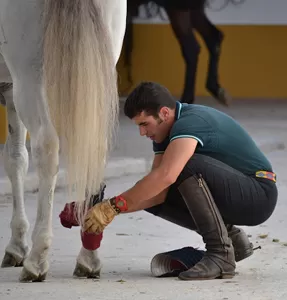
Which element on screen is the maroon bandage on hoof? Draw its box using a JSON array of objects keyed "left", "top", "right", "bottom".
[
  {"left": 59, "top": 184, "right": 107, "bottom": 229},
  {"left": 59, "top": 202, "right": 79, "bottom": 228},
  {"left": 81, "top": 231, "right": 103, "bottom": 250}
]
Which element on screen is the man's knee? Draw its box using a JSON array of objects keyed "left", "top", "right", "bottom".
[
  {"left": 176, "top": 153, "right": 206, "bottom": 186},
  {"left": 145, "top": 185, "right": 187, "bottom": 216}
]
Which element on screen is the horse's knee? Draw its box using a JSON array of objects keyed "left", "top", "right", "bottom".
[
  {"left": 4, "top": 145, "right": 29, "bottom": 179},
  {"left": 3, "top": 114, "right": 29, "bottom": 179},
  {"left": 10, "top": 214, "right": 30, "bottom": 238},
  {"left": 31, "top": 126, "right": 59, "bottom": 173},
  {"left": 205, "top": 27, "right": 224, "bottom": 55},
  {"left": 180, "top": 35, "right": 201, "bottom": 64}
]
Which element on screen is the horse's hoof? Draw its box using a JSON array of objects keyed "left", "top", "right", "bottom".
[
  {"left": 73, "top": 263, "right": 100, "bottom": 279},
  {"left": 19, "top": 267, "right": 47, "bottom": 283},
  {"left": 1, "top": 252, "right": 24, "bottom": 268},
  {"left": 217, "top": 88, "right": 232, "bottom": 106},
  {"left": 32, "top": 272, "right": 47, "bottom": 282}
]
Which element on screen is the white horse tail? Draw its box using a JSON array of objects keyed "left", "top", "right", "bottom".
[{"left": 43, "top": 0, "right": 119, "bottom": 224}]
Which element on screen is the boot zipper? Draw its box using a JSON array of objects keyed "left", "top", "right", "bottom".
[
  {"left": 197, "top": 173, "right": 203, "bottom": 188},
  {"left": 197, "top": 173, "right": 213, "bottom": 205},
  {"left": 198, "top": 178, "right": 203, "bottom": 187}
]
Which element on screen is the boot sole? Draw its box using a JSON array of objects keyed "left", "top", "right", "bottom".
[
  {"left": 235, "top": 243, "right": 254, "bottom": 262},
  {"left": 178, "top": 271, "right": 235, "bottom": 281}
]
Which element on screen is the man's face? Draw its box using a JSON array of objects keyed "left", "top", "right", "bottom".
[{"left": 132, "top": 108, "right": 172, "bottom": 143}]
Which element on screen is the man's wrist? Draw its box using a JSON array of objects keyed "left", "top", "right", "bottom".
[{"left": 109, "top": 195, "right": 128, "bottom": 214}]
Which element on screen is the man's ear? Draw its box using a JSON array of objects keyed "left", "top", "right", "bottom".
[{"left": 159, "top": 107, "right": 169, "bottom": 121}]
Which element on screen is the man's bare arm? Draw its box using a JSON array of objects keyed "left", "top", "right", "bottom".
[
  {"left": 120, "top": 138, "right": 198, "bottom": 212},
  {"left": 131, "top": 154, "right": 168, "bottom": 211}
]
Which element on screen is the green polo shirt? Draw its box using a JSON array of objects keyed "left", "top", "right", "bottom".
[{"left": 153, "top": 102, "right": 273, "bottom": 175}]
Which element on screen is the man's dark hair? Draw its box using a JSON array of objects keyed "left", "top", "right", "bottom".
[{"left": 124, "top": 81, "right": 176, "bottom": 119}]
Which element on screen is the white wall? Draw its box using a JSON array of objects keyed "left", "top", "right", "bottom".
[{"left": 134, "top": 0, "right": 287, "bottom": 25}]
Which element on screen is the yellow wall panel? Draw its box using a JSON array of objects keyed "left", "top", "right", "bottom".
[
  {"left": 0, "top": 106, "right": 29, "bottom": 144},
  {"left": 0, "top": 106, "right": 7, "bottom": 144},
  {"left": 117, "top": 25, "right": 287, "bottom": 99},
  {"left": 1, "top": 25, "right": 286, "bottom": 143}
]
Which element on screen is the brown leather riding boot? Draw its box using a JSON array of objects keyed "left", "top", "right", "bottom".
[
  {"left": 178, "top": 174, "right": 236, "bottom": 280},
  {"left": 227, "top": 225, "right": 254, "bottom": 262}
]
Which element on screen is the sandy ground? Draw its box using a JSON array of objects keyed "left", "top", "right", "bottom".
[{"left": 0, "top": 146, "right": 287, "bottom": 300}]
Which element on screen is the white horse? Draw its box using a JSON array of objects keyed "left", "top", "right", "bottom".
[{"left": 0, "top": 0, "right": 127, "bottom": 282}]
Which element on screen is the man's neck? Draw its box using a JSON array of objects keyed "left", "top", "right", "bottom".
[{"left": 166, "top": 108, "right": 176, "bottom": 129}]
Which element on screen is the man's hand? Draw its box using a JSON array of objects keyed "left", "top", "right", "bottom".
[{"left": 83, "top": 199, "right": 118, "bottom": 234}]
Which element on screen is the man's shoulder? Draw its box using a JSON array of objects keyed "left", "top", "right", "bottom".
[
  {"left": 181, "top": 103, "right": 222, "bottom": 116},
  {"left": 174, "top": 104, "right": 214, "bottom": 127},
  {"left": 179, "top": 103, "right": 235, "bottom": 127}
]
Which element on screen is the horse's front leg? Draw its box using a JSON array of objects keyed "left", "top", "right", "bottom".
[
  {"left": 21, "top": 130, "right": 58, "bottom": 282},
  {"left": 166, "top": 9, "right": 200, "bottom": 104},
  {"left": 191, "top": 9, "right": 232, "bottom": 106},
  {"left": 21, "top": 121, "right": 59, "bottom": 282},
  {"left": 178, "top": 33, "right": 200, "bottom": 105},
  {"left": 1, "top": 87, "right": 30, "bottom": 268},
  {"left": 10, "top": 76, "right": 59, "bottom": 282}
]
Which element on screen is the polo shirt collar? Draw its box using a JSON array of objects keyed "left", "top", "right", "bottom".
[{"left": 175, "top": 101, "right": 182, "bottom": 120}]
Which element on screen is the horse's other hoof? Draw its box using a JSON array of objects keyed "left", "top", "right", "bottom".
[
  {"left": 1, "top": 251, "right": 24, "bottom": 268},
  {"left": 19, "top": 267, "right": 47, "bottom": 283},
  {"left": 217, "top": 87, "right": 232, "bottom": 107}
]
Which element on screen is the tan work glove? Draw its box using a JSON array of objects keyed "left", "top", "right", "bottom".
[{"left": 83, "top": 199, "right": 118, "bottom": 234}]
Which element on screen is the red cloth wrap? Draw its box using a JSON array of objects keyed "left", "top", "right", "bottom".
[
  {"left": 59, "top": 202, "right": 79, "bottom": 228},
  {"left": 81, "top": 231, "right": 103, "bottom": 250},
  {"left": 59, "top": 202, "right": 103, "bottom": 250}
]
